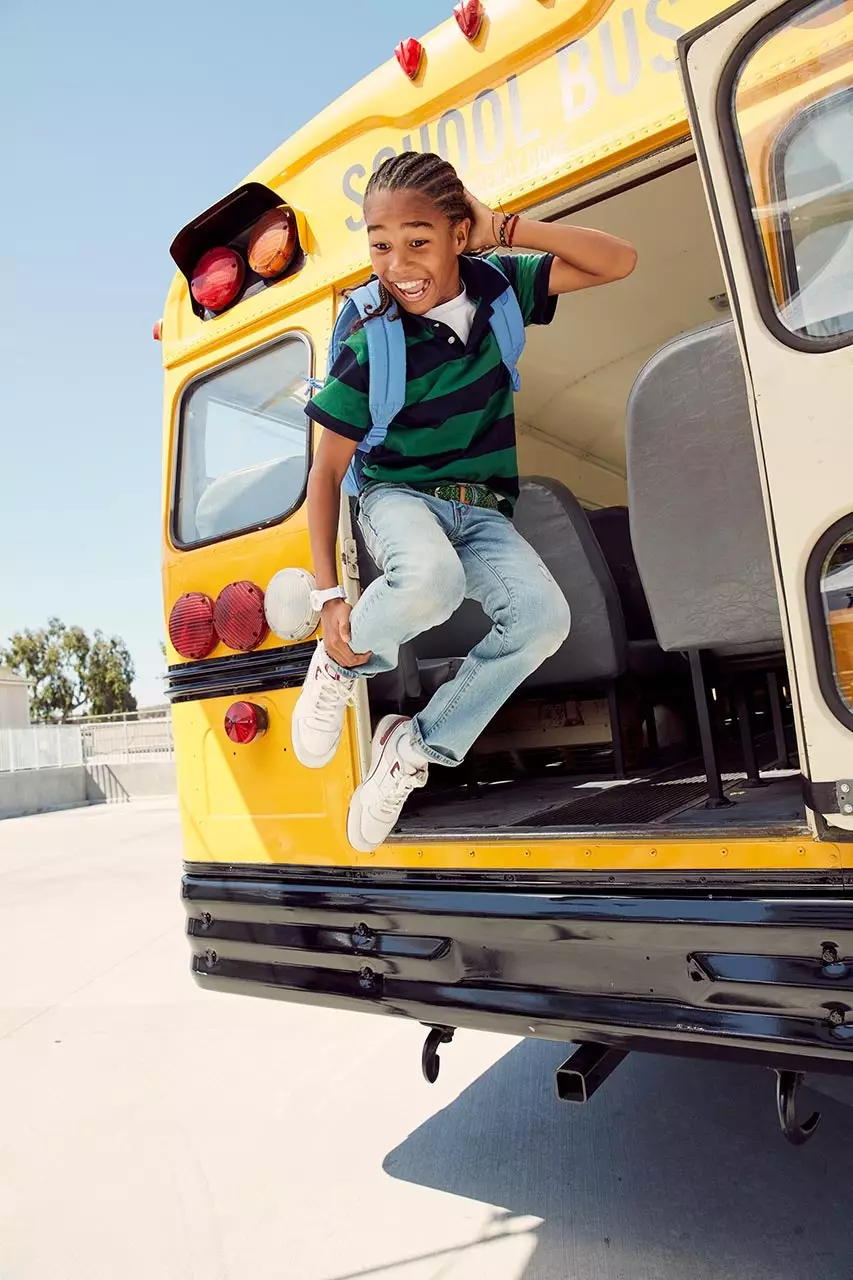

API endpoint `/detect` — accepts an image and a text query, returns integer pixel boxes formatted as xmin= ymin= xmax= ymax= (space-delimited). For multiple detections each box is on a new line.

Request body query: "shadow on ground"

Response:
xmin=383 ymin=1041 xmax=853 ymax=1279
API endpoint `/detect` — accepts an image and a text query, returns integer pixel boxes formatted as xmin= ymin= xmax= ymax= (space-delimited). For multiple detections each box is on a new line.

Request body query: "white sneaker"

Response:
xmin=347 ymin=716 xmax=428 ymax=852
xmin=292 ymin=641 xmax=357 ymax=768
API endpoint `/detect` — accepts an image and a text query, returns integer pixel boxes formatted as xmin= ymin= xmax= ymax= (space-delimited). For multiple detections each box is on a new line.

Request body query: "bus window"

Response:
xmin=774 ymin=90 xmax=853 ymax=339
xmin=729 ymin=0 xmax=853 ymax=343
xmin=808 ymin=518 xmax=853 ymax=723
xmin=173 ymin=334 xmax=311 ymax=547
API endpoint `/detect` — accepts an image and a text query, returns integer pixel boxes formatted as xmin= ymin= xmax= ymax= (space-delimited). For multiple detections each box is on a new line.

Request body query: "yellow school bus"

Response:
xmin=161 ymin=0 xmax=853 ymax=1141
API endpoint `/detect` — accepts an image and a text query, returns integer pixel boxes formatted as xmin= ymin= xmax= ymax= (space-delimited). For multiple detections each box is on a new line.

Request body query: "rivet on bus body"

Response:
xmin=584 ymin=850 xmax=591 ymax=857
xmin=524 ymin=849 xmax=531 ymax=857
xmin=721 ymin=849 xmax=728 ymax=857
xmin=650 ymin=849 xmax=657 ymax=857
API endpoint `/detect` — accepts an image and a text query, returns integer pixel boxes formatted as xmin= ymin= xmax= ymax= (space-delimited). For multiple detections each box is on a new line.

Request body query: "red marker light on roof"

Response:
xmin=395 ymin=37 xmax=424 ymax=79
xmin=214 ymin=581 xmax=269 ymax=652
xmin=168 ymin=593 xmax=217 ymax=660
xmin=224 ymin=701 xmax=268 ymax=745
xmin=190 ymin=246 xmax=245 ymax=312
xmin=248 ymin=206 xmax=298 ymax=279
xmin=152 ymin=319 xmax=163 ymax=341
xmin=454 ymin=0 xmax=484 ymax=40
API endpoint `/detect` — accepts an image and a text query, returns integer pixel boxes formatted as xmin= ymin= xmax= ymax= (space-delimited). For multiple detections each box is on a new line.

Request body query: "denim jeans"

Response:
xmin=330 ymin=484 xmax=571 ymax=768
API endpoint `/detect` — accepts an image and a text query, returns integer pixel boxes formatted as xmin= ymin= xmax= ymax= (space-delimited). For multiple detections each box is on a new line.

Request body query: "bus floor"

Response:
xmin=393 ymin=737 xmax=808 ymax=838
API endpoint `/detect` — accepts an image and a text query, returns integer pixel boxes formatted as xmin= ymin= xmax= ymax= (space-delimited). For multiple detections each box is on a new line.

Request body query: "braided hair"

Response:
xmin=352 ymin=152 xmax=473 ymax=326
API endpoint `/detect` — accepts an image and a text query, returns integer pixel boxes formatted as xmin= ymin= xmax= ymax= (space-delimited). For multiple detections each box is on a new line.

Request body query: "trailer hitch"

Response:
xmin=555 ymin=1042 xmax=629 ymax=1103
xmin=421 ymin=1025 xmax=455 ymax=1083
xmin=774 ymin=1070 xmax=821 ymax=1146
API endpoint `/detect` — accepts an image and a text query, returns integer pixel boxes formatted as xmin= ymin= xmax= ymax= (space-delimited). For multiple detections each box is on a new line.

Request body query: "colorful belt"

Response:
xmin=426 ymin=482 xmax=502 ymax=510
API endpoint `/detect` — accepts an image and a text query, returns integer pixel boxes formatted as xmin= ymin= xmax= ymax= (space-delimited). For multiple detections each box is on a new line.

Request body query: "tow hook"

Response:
xmin=775 ymin=1070 xmax=821 ymax=1145
xmin=421 ymin=1025 xmax=455 ymax=1083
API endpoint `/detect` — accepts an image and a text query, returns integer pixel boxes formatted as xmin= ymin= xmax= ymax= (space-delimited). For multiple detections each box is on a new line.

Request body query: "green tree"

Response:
xmin=0 ymin=618 xmax=137 ymax=722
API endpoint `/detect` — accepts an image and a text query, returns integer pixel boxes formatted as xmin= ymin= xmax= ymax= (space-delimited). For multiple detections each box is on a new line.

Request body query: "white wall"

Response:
xmin=0 ymin=671 xmax=31 ymax=729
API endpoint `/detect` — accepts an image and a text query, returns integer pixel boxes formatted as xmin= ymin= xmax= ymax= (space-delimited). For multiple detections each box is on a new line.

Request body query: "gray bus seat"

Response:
xmin=626 ymin=320 xmax=783 ymax=656
xmin=587 ymin=505 xmax=682 ymax=682
xmin=411 ymin=476 xmax=628 ymax=692
xmin=587 ymin=507 xmax=655 ymax=641
xmin=626 ymin=319 xmax=785 ymax=798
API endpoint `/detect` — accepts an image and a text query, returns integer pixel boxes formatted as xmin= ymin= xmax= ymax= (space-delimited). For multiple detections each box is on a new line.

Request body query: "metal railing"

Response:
xmin=79 ymin=713 xmax=174 ymax=765
xmin=0 ymin=725 xmax=84 ymax=773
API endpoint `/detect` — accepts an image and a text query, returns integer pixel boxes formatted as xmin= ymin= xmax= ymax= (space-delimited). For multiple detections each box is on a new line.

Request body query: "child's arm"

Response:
xmin=307 ymin=430 xmax=372 ymax=668
xmin=465 ymin=192 xmax=637 ymax=294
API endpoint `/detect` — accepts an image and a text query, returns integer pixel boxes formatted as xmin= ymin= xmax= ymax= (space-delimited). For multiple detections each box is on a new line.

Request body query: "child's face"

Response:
xmin=364 ymin=189 xmax=470 ymax=314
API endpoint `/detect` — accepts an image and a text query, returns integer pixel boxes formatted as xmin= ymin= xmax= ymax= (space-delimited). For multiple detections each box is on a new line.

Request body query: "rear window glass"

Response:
xmin=730 ymin=0 xmax=853 ymax=345
xmin=174 ymin=335 xmax=311 ymax=547
xmin=818 ymin=527 xmax=853 ymax=714
xmin=775 ymin=90 xmax=853 ymax=339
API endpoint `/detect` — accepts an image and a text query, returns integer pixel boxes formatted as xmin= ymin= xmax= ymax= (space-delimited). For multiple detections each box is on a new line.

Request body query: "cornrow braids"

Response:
xmin=349 ymin=152 xmax=473 ymax=330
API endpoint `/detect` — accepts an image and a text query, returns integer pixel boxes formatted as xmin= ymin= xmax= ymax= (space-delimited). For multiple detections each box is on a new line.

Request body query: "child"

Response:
xmin=294 ymin=152 xmax=636 ymax=852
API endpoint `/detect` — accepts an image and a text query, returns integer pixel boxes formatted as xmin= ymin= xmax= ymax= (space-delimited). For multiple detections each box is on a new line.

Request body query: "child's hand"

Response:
xmin=322 ymin=600 xmax=372 ymax=669
xmin=464 ymin=189 xmax=499 ymax=252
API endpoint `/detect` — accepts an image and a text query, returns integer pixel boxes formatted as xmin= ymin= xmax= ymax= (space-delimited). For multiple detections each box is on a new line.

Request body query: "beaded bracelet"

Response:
xmin=493 ymin=212 xmax=520 ymax=250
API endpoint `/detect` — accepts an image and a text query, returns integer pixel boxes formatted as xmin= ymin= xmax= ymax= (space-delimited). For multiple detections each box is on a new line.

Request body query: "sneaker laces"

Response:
xmin=372 ymin=760 xmax=427 ymax=821
xmin=306 ymin=668 xmax=356 ymax=729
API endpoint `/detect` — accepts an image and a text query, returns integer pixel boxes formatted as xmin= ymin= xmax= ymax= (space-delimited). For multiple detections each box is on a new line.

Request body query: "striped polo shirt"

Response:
xmin=305 ymin=251 xmax=556 ymax=509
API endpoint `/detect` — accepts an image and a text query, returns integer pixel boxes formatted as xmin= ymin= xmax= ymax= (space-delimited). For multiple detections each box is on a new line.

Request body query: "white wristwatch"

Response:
xmin=309 ymin=584 xmax=347 ymax=612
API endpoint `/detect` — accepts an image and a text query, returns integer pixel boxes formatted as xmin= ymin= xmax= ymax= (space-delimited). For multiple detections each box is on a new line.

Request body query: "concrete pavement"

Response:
xmin=2 ymin=799 xmax=853 ymax=1279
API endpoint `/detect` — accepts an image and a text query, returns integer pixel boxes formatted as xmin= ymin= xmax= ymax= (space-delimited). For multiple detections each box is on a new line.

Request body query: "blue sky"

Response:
xmin=0 ymin=0 xmax=453 ymax=706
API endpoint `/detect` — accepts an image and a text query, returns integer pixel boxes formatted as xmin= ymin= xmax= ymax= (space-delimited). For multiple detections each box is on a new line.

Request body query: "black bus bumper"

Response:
xmin=182 ymin=870 xmax=853 ymax=1074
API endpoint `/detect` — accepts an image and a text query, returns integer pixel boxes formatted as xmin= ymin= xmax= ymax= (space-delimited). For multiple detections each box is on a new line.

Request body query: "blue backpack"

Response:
xmin=311 ymin=259 xmax=526 ymax=496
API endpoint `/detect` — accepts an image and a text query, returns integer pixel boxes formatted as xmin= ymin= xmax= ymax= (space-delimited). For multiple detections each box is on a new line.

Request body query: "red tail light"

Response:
xmin=214 ymin=581 xmax=269 ymax=651
xmin=248 ymin=207 xmax=298 ymax=279
xmin=190 ymin=247 xmax=245 ymax=312
xmin=454 ymin=0 xmax=484 ymax=40
xmin=224 ymin=701 xmax=268 ymax=744
xmin=395 ymin=37 xmax=424 ymax=79
xmin=168 ymin=593 xmax=217 ymax=660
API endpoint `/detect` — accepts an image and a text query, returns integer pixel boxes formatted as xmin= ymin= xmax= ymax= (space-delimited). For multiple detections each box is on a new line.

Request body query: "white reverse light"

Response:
xmin=265 ymin=568 xmax=319 ymax=642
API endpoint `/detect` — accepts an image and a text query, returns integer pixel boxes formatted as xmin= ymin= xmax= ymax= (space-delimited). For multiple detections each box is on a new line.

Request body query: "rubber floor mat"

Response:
xmin=516 ymin=780 xmax=709 ymax=828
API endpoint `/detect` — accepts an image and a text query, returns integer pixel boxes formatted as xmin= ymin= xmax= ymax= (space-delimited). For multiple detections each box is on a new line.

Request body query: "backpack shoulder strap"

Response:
xmin=329 ymin=282 xmax=407 ymax=495
xmin=479 ymin=257 xmax=526 ymax=392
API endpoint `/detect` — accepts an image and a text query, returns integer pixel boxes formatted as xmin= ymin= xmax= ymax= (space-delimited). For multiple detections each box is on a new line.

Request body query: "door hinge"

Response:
xmin=342 ymin=538 xmax=360 ymax=580
xmin=836 ymin=781 xmax=853 ymax=816
xmin=803 ymin=778 xmax=853 ymax=833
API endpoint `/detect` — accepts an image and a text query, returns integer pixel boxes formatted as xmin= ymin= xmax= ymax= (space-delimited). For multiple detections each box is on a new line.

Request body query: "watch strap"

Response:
xmin=311 ymin=585 xmax=346 ymax=609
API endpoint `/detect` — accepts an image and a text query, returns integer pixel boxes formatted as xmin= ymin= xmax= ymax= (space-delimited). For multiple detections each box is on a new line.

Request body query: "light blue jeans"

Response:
xmin=331 ymin=484 xmax=571 ymax=768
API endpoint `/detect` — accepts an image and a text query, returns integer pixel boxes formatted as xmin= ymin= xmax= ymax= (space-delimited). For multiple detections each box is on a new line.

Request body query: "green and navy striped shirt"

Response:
xmin=305 ymin=252 xmax=556 ymax=509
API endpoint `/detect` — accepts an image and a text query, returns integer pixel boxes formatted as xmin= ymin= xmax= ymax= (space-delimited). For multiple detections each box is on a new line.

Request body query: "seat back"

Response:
xmin=626 ymin=321 xmax=783 ymax=654
xmin=412 ymin=477 xmax=627 ymax=689
xmin=587 ymin=506 xmax=655 ymax=641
